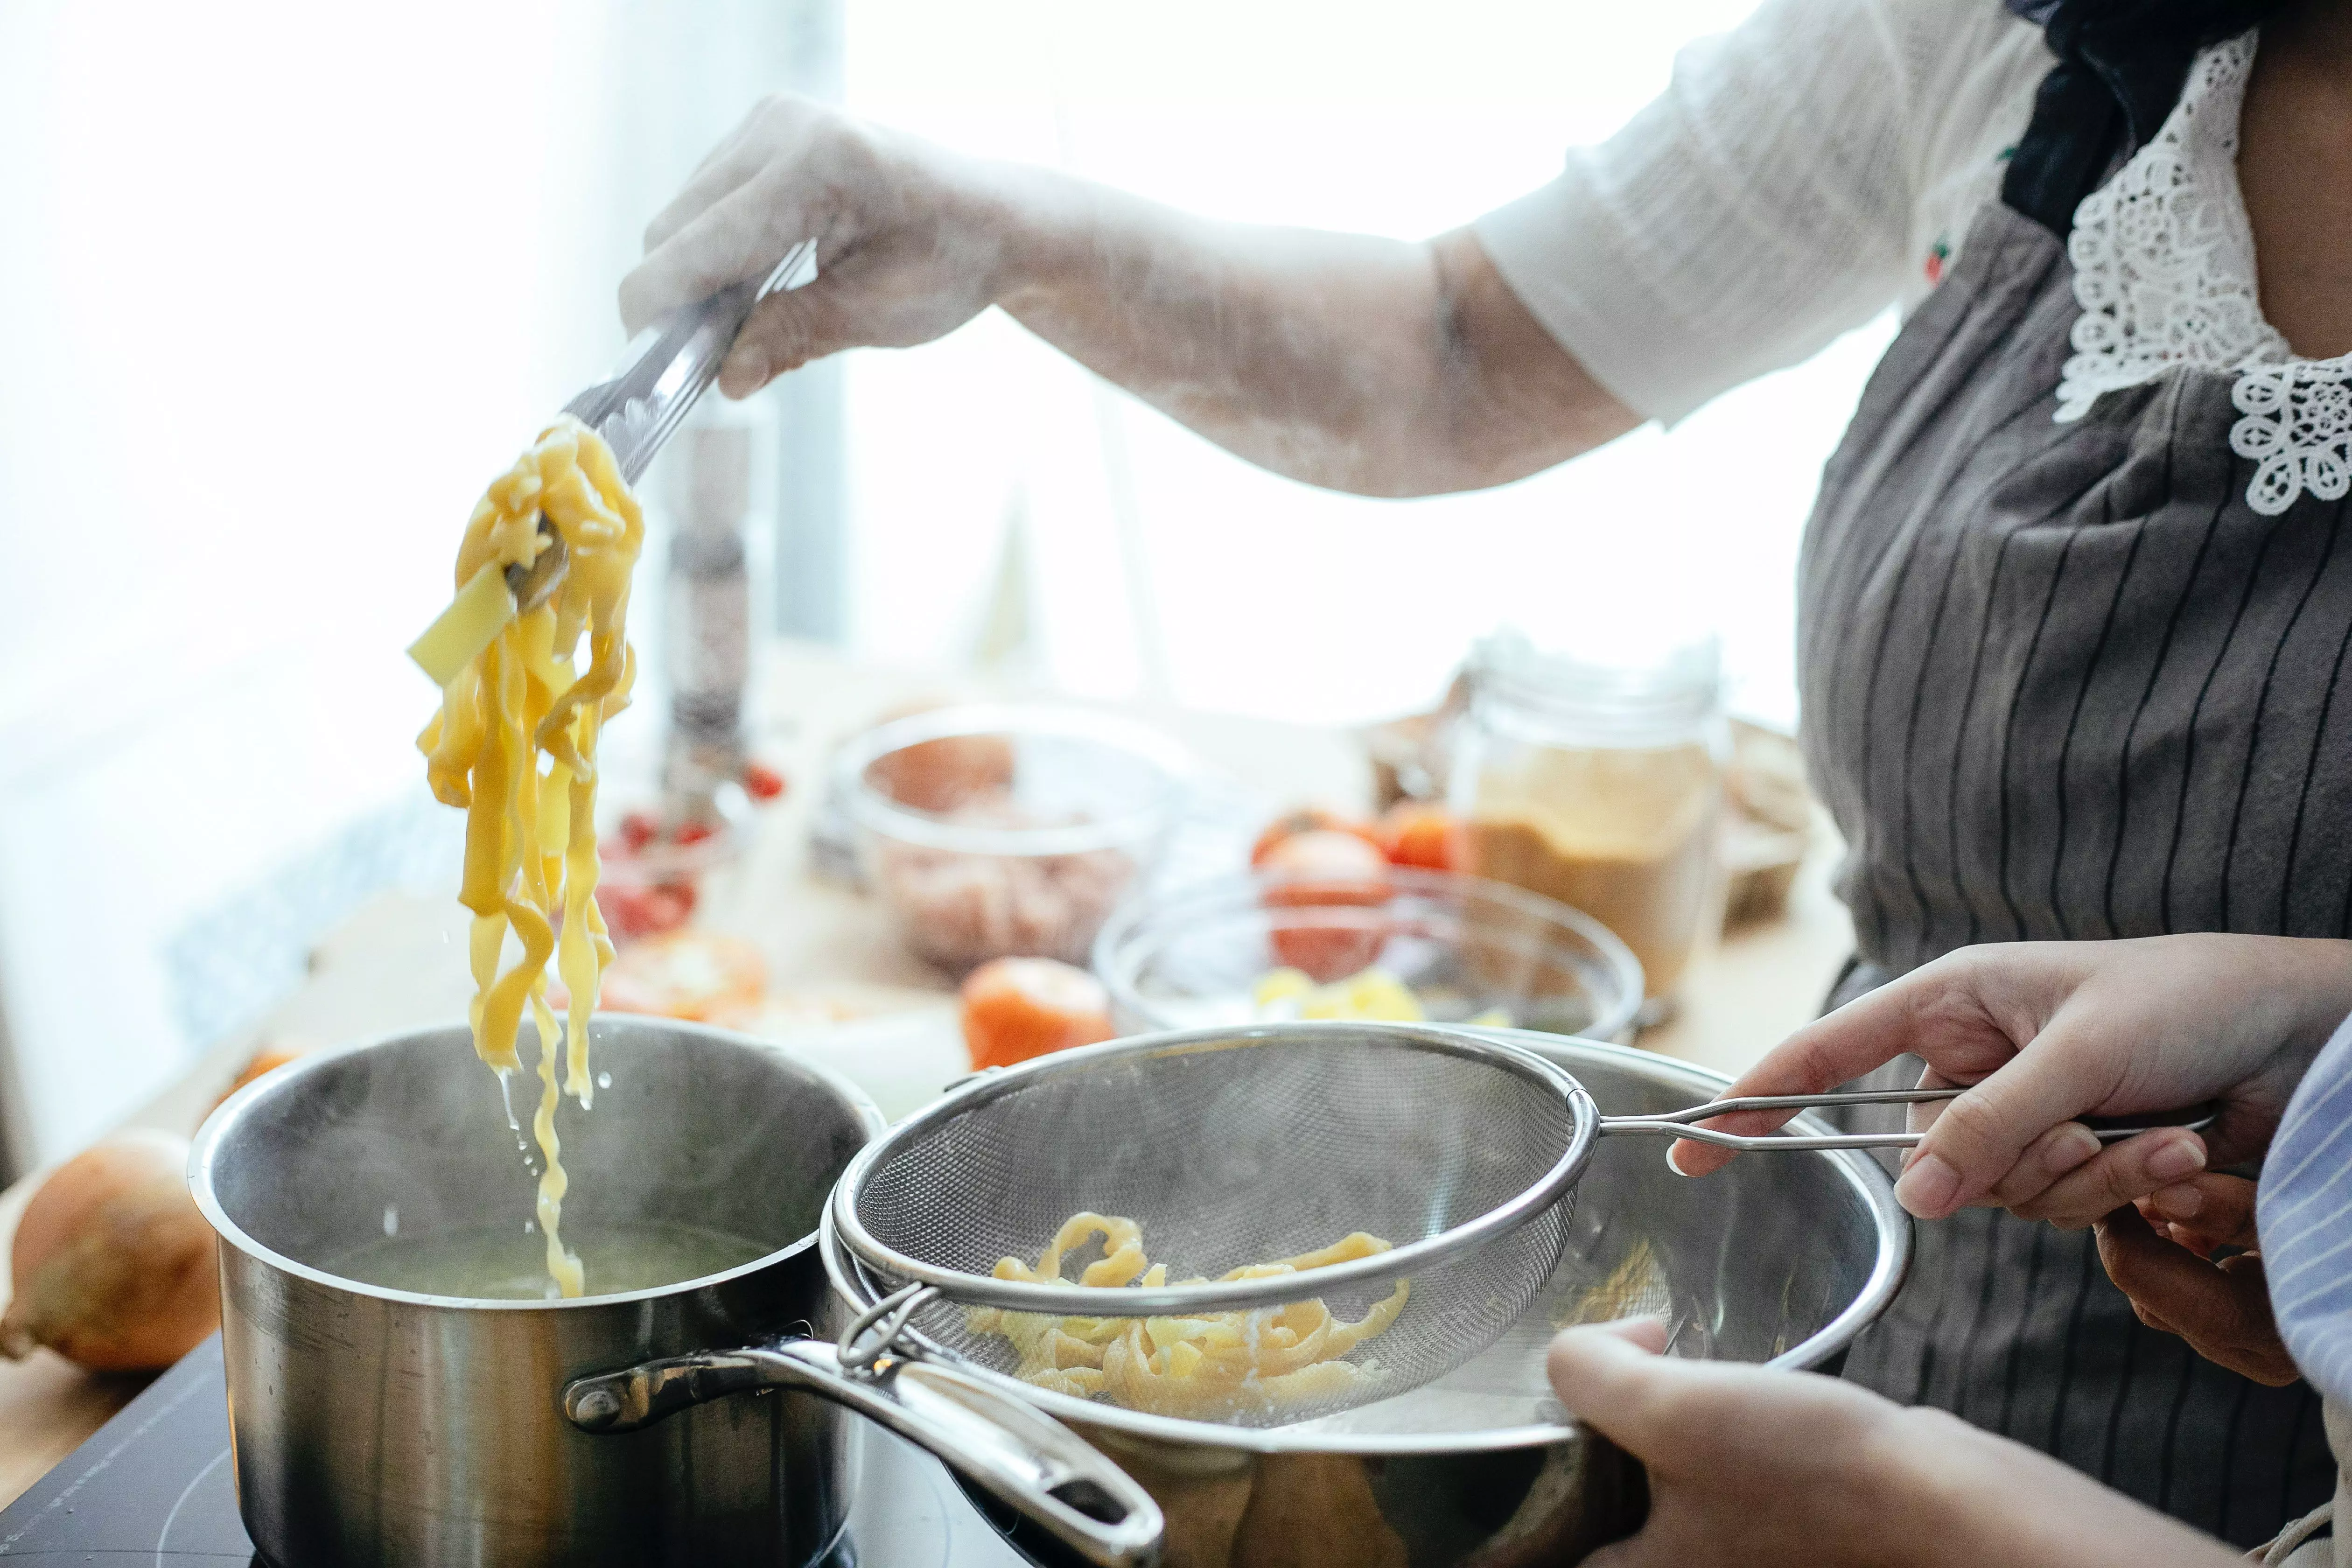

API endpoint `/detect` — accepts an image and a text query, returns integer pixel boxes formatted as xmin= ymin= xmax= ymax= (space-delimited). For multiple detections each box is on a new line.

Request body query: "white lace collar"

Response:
xmin=2054 ymin=31 xmax=2352 ymax=515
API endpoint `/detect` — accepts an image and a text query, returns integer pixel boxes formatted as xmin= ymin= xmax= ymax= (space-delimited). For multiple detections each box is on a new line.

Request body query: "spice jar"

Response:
xmin=1451 ymin=631 xmax=1728 ymax=1018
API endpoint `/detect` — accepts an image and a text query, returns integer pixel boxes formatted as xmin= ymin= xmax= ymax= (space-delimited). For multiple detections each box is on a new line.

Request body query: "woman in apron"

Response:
xmin=626 ymin=0 xmax=2352 ymax=1542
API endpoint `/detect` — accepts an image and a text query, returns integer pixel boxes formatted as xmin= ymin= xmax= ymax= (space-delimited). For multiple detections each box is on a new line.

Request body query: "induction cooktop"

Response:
xmin=0 ymin=1336 xmax=1030 ymax=1566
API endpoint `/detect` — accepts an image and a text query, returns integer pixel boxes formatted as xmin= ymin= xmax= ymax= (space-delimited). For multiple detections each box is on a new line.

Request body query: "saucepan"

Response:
xmin=564 ymin=1027 xmax=1924 ymax=1568
xmin=188 ymin=1019 xmax=1161 ymax=1568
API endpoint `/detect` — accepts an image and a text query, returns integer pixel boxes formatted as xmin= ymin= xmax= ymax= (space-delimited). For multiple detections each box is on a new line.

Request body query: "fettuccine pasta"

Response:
xmin=966 ymin=1212 xmax=1408 ymax=1419
xmin=412 ymin=416 xmax=643 ymax=1297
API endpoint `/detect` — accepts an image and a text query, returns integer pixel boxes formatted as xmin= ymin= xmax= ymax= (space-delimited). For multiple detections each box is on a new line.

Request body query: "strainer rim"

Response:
xmin=826 ymin=1020 xmax=1597 ymax=1316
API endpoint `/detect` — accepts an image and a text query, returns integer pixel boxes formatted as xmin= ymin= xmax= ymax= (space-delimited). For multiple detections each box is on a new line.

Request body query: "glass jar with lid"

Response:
xmin=1450 ymin=630 xmax=1728 ymax=1019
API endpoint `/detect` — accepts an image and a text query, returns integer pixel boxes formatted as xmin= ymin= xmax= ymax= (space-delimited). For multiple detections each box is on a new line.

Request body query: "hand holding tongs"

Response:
xmin=1604 ymin=1086 xmax=2215 ymax=1153
xmin=506 ymin=238 xmax=819 ymax=613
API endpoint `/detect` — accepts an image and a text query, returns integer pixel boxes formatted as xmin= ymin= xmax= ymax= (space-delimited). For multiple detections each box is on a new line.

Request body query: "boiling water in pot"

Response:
xmin=331 ymin=1219 xmax=772 ymax=1301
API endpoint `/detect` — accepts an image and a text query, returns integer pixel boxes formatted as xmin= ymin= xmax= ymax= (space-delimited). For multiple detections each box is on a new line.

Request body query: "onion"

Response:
xmin=1 ymin=1129 xmax=219 ymax=1371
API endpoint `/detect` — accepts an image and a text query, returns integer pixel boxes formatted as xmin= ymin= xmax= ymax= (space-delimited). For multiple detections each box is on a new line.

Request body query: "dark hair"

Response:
xmin=2002 ymin=0 xmax=2292 ymax=234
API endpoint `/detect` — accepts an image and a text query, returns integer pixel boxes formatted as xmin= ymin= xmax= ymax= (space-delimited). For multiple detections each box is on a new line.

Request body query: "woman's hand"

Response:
xmin=1547 ymin=1321 xmax=2240 ymax=1567
xmin=2095 ymin=1177 xmax=2298 ymax=1385
xmin=623 ymin=96 xmax=1022 ymax=395
xmin=1670 ymin=935 xmax=2352 ymax=1224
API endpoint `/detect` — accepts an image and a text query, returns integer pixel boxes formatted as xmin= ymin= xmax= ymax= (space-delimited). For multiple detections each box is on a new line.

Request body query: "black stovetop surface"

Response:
xmin=0 ymin=1337 xmax=1025 ymax=1566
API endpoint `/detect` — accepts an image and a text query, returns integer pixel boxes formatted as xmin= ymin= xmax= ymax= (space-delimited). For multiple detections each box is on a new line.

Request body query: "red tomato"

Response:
xmin=1249 ymin=805 xmax=1379 ymax=867
xmin=619 ymin=811 xmax=660 ymax=851
xmin=1258 ymin=830 xmax=1392 ymax=980
xmin=1373 ymin=802 xmax=1464 ymax=872
xmin=742 ymin=761 xmax=788 ymax=801
xmin=674 ymin=821 xmax=716 ymax=847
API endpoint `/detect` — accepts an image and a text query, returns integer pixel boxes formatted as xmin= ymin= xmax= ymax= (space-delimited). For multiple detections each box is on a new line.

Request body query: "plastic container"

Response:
xmin=1091 ymin=865 xmax=1645 ymax=1042
xmin=835 ymin=704 xmax=1193 ymax=973
xmin=1451 ymin=631 xmax=1728 ymax=1020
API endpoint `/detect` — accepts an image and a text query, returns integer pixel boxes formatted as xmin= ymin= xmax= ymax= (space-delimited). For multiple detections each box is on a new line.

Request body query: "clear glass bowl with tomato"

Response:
xmin=834 ymin=704 xmax=1195 ymax=973
xmin=594 ymin=789 xmax=750 ymax=942
xmin=1090 ymin=865 xmax=1644 ymax=1042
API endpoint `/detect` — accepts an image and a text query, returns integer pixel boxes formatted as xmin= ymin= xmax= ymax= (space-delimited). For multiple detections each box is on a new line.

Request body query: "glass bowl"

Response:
xmin=1091 ymin=865 xmax=1645 ymax=1042
xmin=835 ymin=703 xmax=1194 ymax=974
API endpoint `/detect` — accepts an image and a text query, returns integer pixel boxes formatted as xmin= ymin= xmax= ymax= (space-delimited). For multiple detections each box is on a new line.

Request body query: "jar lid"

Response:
xmin=1469 ymin=629 xmax=1721 ymax=742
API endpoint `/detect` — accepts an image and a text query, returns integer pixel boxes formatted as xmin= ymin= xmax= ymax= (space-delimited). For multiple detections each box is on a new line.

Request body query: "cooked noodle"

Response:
xmin=412 ymin=416 xmax=643 ymax=1297
xmin=967 ymin=1211 xmax=1408 ymax=1419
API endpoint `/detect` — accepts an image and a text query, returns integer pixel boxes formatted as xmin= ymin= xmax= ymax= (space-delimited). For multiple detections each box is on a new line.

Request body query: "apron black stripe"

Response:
xmin=2048 ymin=491 xmax=2142 ymax=939
xmin=1946 ymin=1212 xmax=2008 ymax=1420
xmin=2217 ymin=1371 xmax=2255 ymax=1542
xmin=1996 ymin=527 xmax=2084 ymax=938
xmin=2280 ymin=522 xmax=2352 ymax=931
xmin=1998 ymin=1218 xmax=2050 ymax=1438
xmin=2046 ymin=1230 xmax=2101 ymax=1455
xmin=2281 ymin=1387 xmax=2317 ymax=1527
xmin=2156 ymin=1348 xmax=2199 ymax=1513
xmin=2100 ymin=493 xmax=2226 ymax=938
xmin=2221 ymin=503 xmax=2343 ymax=929
xmin=1891 ymin=537 xmax=1970 ymax=945
xmin=2158 ymin=512 xmax=2288 ymax=929
xmin=1946 ymin=530 xmax=2021 ymax=948
xmin=2097 ymin=1314 xmax=2143 ymax=1485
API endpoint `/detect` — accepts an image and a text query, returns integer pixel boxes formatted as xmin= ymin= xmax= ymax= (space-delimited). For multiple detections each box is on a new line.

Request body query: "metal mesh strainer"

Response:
xmin=828 ymin=1022 xmax=1597 ymax=1428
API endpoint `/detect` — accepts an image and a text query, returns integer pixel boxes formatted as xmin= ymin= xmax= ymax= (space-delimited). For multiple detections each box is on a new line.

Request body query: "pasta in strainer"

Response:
xmin=966 ymin=1212 xmax=1409 ymax=1419
xmin=412 ymin=416 xmax=643 ymax=1297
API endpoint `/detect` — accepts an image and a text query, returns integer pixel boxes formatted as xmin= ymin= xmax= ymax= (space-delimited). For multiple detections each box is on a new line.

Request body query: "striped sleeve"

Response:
xmin=2259 ymin=1010 xmax=2352 ymax=1404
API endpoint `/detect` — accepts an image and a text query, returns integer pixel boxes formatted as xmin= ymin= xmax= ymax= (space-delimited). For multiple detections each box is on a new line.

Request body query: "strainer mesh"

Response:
xmin=847 ymin=1029 xmax=1582 ymax=1427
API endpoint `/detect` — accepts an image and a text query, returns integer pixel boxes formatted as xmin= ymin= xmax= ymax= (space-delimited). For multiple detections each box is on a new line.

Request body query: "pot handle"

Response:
xmin=563 ymin=1338 xmax=1163 ymax=1568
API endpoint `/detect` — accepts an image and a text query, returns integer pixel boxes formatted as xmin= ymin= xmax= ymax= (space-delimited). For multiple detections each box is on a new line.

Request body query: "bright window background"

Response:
xmin=0 ymin=0 xmax=1886 ymax=1169
xmin=840 ymin=0 xmax=1895 ymax=725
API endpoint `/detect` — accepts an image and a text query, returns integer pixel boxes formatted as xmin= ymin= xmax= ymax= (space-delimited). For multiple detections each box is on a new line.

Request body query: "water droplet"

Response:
xmin=383 ymin=1205 xmax=399 ymax=1237
xmin=524 ymin=1219 xmax=537 ymax=1235
xmin=596 ymin=1072 xmax=612 ymax=1090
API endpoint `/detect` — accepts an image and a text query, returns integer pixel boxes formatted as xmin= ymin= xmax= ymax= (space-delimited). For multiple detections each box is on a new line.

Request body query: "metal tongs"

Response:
xmin=1603 ymin=1085 xmax=2216 ymax=1153
xmin=506 ymin=238 xmax=819 ymax=613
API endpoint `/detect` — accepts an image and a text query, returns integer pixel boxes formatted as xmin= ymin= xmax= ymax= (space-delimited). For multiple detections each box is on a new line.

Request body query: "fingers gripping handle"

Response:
xmin=565 ymin=1339 xmax=1164 ymax=1568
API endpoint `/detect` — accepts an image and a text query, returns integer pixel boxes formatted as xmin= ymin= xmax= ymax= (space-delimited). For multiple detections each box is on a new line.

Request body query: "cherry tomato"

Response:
xmin=1373 ymin=802 xmax=1464 ymax=872
xmin=1249 ymin=805 xmax=1380 ymax=867
xmin=1258 ymin=830 xmax=1392 ymax=980
xmin=620 ymin=811 xmax=660 ymax=851
xmin=674 ymin=821 xmax=716 ymax=847
xmin=742 ymin=761 xmax=788 ymax=801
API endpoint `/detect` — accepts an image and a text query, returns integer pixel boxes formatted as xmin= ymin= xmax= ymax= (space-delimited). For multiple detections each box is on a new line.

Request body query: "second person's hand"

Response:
xmin=1669 ymin=935 xmax=2352 ymax=1224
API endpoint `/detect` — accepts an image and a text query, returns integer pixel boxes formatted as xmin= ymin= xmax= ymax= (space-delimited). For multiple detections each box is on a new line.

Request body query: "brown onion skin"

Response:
xmin=2 ymin=1129 xmax=219 ymax=1372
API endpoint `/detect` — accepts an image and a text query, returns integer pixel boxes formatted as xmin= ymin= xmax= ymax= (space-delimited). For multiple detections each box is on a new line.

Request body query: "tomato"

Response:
xmin=1249 ymin=805 xmax=1379 ymax=867
xmin=1258 ymin=830 xmax=1392 ymax=980
xmin=619 ymin=810 xmax=660 ymax=851
xmin=674 ymin=821 xmax=716 ymax=847
xmin=1373 ymin=802 xmax=1464 ymax=872
xmin=742 ymin=761 xmax=788 ymax=801
xmin=597 ymin=880 xmax=695 ymax=941
xmin=959 ymin=957 xmax=1116 ymax=1071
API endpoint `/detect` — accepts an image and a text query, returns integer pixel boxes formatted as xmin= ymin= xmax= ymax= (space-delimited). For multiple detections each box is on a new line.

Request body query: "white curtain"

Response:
xmin=0 ymin=1 xmax=818 ymax=1170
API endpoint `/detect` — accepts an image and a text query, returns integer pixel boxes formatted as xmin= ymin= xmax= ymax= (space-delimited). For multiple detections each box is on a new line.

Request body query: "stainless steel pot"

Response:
xmin=578 ymin=1030 xmax=1910 ymax=1568
xmin=189 ymin=1019 xmax=1160 ymax=1568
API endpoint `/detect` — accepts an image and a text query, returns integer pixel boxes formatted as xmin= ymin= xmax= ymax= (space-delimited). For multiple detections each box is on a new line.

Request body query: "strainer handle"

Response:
xmin=1601 ymin=1087 xmax=2216 ymax=1152
xmin=563 ymin=1338 xmax=1164 ymax=1568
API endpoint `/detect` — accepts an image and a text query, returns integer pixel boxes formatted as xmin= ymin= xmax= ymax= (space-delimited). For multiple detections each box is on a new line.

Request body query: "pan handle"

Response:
xmin=1601 ymin=1087 xmax=2217 ymax=1152
xmin=563 ymin=1338 xmax=1162 ymax=1568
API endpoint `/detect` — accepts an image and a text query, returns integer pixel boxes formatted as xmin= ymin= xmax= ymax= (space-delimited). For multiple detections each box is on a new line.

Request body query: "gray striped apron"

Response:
xmin=1797 ymin=191 xmax=2347 ymax=1545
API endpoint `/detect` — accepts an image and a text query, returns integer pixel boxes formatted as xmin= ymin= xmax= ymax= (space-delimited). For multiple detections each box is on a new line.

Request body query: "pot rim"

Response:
xmin=823 ymin=1029 xmax=1913 ymax=1455
xmin=188 ymin=1017 xmax=887 ymax=1313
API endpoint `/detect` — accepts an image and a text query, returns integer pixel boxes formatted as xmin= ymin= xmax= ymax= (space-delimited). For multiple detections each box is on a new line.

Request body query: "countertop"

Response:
xmin=0 ymin=644 xmax=1855 ymax=1508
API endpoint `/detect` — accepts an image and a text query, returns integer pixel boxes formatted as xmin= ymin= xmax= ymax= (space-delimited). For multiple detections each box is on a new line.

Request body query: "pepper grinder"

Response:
xmin=661 ymin=415 xmax=755 ymax=807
